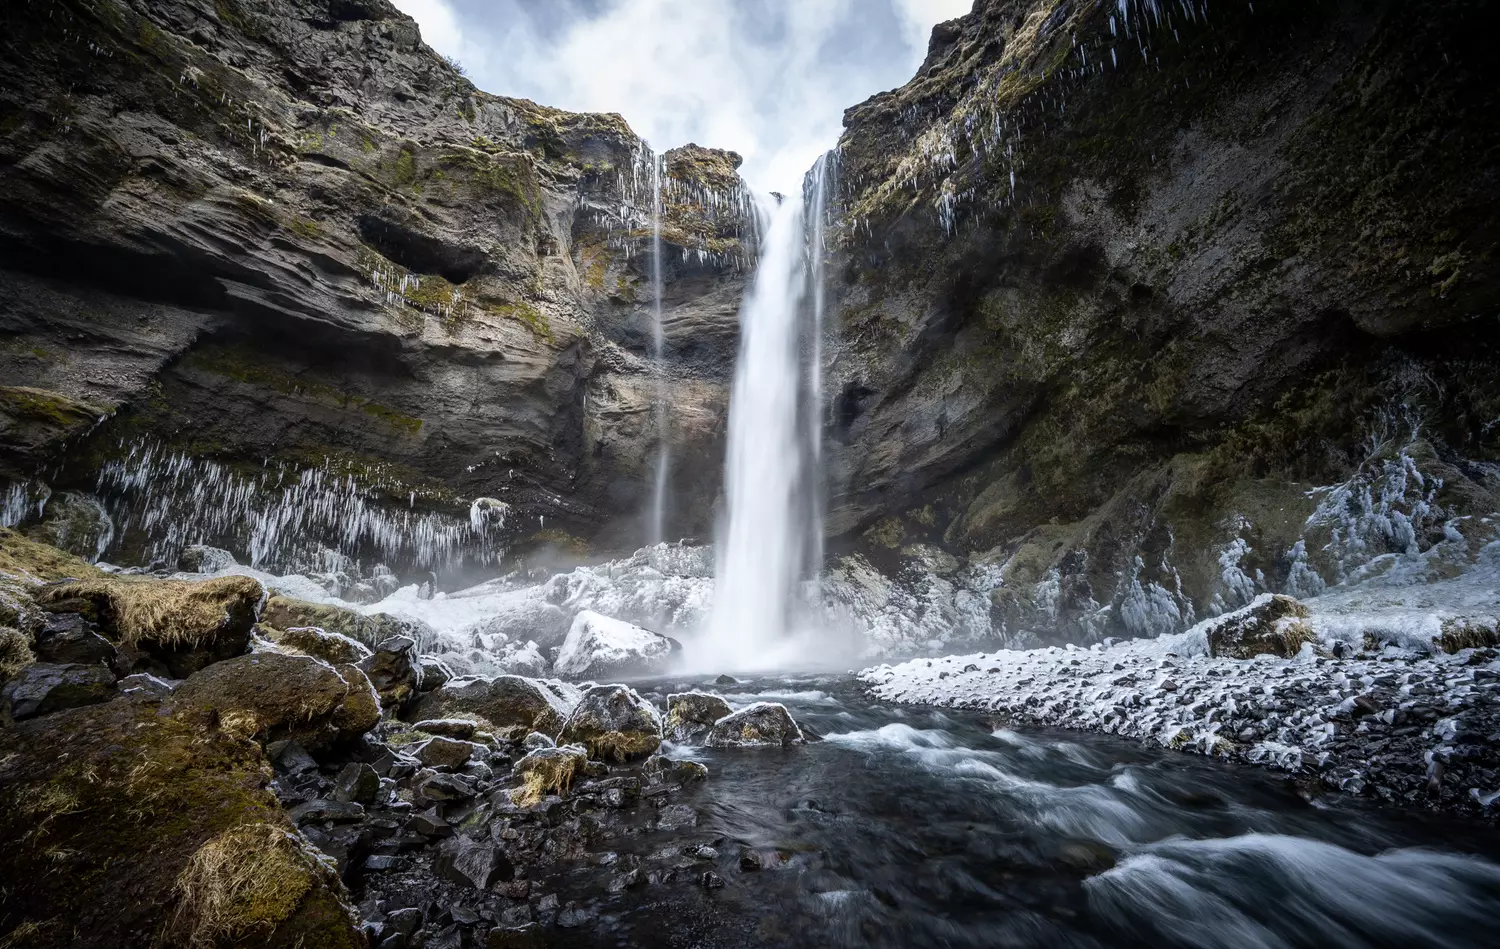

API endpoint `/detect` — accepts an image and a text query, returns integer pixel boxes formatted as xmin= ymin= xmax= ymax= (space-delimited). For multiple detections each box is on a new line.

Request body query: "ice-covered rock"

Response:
xmin=663 ymin=691 xmax=732 ymax=742
xmin=705 ymin=702 xmax=805 ymax=748
xmin=553 ymin=610 xmax=679 ymax=679
xmin=558 ymin=684 xmax=662 ymax=762
xmin=1205 ymin=594 xmax=1315 ymax=659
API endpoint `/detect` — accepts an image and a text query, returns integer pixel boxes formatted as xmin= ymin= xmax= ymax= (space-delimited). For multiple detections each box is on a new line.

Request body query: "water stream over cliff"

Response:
xmin=648 ymin=149 xmax=670 ymax=548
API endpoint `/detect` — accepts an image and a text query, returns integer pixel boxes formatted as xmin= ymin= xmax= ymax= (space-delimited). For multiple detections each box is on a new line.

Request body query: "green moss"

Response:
xmin=359 ymin=401 xmax=422 ymax=436
xmin=285 ymin=216 xmax=325 ymax=240
xmin=491 ymin=300 xmax=551 ymax=340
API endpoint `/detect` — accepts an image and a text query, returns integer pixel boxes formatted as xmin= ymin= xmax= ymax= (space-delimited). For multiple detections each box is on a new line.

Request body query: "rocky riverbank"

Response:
xmin=0 ymin=528 xmax=810 ymax=948
xmin=862 ymin=593 xmax=1500 ymax=819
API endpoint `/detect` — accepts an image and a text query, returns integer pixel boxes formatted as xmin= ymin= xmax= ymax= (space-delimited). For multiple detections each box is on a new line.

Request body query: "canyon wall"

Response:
xmin=0 ymin=0 xmax=750 ymax=575
xmin=825 ymin=0 xmax=1500 ymax=645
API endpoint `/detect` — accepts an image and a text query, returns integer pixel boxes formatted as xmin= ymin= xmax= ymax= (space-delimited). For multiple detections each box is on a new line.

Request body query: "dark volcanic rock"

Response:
xmin=706 ymin=702 xmax=804 ymax=748
xmin=169 ymin=651 xmax=378 ymax=749
xmin=358 ymin=635 xmax=424 ymax=710
xmin=412 ymin=674 xmax=571 ymax=737
xmin=3 ymin=661 xmax=116 ymax=719
xmin=663 ymin=691 xmax=732 ymax=742
xmin=31 ymin=611 xmax=115 ymax=666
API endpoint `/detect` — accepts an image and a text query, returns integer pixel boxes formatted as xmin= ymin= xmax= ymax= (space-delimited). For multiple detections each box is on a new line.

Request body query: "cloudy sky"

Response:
xmin=390 ymin=0 xmax=974 ymax=192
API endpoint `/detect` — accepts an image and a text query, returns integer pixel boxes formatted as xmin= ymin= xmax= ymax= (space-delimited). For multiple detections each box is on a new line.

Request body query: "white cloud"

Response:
xmin=391 ymin=0 xmax=975 ymax=193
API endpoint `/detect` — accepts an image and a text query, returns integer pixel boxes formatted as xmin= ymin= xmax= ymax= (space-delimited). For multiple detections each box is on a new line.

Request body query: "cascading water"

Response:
xmin=703 ymin=191 xmax=815 ymax=670
xmin=647 ymin=149 xmax=671 ymax=546
xmin=803 ymin=152 xmax=835 ymax=586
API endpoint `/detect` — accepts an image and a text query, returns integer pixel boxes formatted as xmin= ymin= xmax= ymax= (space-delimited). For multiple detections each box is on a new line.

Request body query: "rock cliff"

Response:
xmin=825 ymin=0 xmax=1500 ymax=644
xmin=0 ymin=0 xmax=752 ymax=575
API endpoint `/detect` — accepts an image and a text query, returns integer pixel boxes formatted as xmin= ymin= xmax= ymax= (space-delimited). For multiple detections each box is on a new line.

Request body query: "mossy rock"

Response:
xmin=509 ymin=744 xmax=587 ymax=806
xmin=705 ymin=702 xmax=805 ymax=749
xmin=1205 ymin=594 xmax=1315 ymax=659
xmin=261 ymin=596 xmax=422 ymax=651
xmin=558 ymin=684 xmax=662 ymax=762
xmin=259 ymin=624 xmax=372 ymax=666
xmin=0 ymin=696 xmax=362 ymax=949
xmin=410 ymin=675 xmax=570 ymax=738
xmin=663 ymin=691 xmax=731 ymax=742
xmin=0 ymin=386 xmax=103 ymax=472
xmin=169 ymin=652 xmax=377 ymax=750
xmin=38 ymin=575 xmax=262 ymax=678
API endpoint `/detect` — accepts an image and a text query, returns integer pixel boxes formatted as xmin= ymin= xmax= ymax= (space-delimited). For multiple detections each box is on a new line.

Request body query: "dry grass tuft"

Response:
xmin=0 ymin=626 xmax=34 ymax=681
xmin=1438 ymin=619 xmax=1500 ymax=654
xmin=0 ymin=528 xmax=102 ymax=582
xmin=162 ymin=823 xmax=316 ymax=947
xmin=39 ymin=575 xmax=263 ymax=648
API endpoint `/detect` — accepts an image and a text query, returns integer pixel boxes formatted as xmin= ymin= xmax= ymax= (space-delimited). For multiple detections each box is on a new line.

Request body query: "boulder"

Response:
xmin=4 ymin=661 xmax=116 ymax=719
xmin=37 ymin=574 xmax=263 ymax=677
xmin=119 ymin=672 xmax=177 ymax=698
xmin=412 ymin=735 xmax=479 ymax=770
xmin=411 ymin=675 xmax=573 ymax=738
xmin=412 ymin=718 xmax=478 ymax=739
xmin=663 ymin=691 xmax=732 ymax=742
xmin=419 ymin=655 xmax=455 ymax=691
xmin=558 ymin=685 xmax=662 ymax=762
xmin=1204 ymin=594 xmax=1316 ymax=659
xmin=554 ymin=610 xmax=679 ymax=679
xmin=705 ymin=702 xmax=805 ymax=748
xmin=641 ymin=754 xmax=709 ymax=786
xmin=169 ymin=652 xmax=377 ymax=749
xmin=332 ymin=663 xmax=382 ymax=735
xmin=23 ymin=491 xmax=113 ymax=561
xmin=435 ymin=835 xmax=512 ymax=890
xmin=32 ymin=611 xmax=115 ymax=666
xmin=510 ymin=745 xmax=588 ymax=806
xmin=261 ymin=595 xmax=429 ymax=652
xmin=357 ymin=635 xmax=423 ymax=709
xmin=0 ymin=697 xmax=362 ymax=949
xmin=176 ymin=544 xmax=239 ymax=574
xmin=263 ymin=625 xmax=372 ymax=666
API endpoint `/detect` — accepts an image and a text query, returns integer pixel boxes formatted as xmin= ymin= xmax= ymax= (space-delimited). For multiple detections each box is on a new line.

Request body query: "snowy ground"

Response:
xmin=860 ymin=591 xmax=1500 ymax=816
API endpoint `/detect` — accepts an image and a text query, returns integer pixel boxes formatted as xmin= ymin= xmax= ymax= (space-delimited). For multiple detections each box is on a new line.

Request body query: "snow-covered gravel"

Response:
xmin=860 ymin=622 xmax=1500 ymax=817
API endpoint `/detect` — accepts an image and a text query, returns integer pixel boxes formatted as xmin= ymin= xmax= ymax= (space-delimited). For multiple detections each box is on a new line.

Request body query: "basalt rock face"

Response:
xmin=827 ymin=0 xmax=1500 ymax=646
xmin=0 ymin=0 xmax=751 ymax=572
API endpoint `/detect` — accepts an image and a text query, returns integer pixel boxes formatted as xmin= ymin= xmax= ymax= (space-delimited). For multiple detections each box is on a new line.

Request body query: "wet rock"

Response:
xmin=270 ymin=740 xmax=320 ymax=776
xmin=559 ymin=684 xmax=663 ymax=762
xmin=739 ymin=847 xmax=790 ymax=871
xmin=290 ymin=799 xmax=366 ymax=824
xmin=664 ymin=691 xmax=732 ymax=741
xmin=169 ymin=652 xmax=376 ymax=749
xmin=413 ymin=718 xmax=478 ymax=739
xmin=387 ymin=908 xmax=424 ymax=937
xmin=656 ymin=803 xmax=698 ymax=831
xmin=413 ymin=735 xmax=479 ymax=770
xmin=415 ymin=772 xmax=476 ymax=803
xmin=263 ymin=624 xmax=373 ymax=665
xmin=522 ymin=731 xmax=556 ymax=751
xmin=118 ymin=671 xmax=176 ymax=698
xmin=406 ymin=807 xmax=454 ymax=838
xmin=358 ymin=635 xmax=423 ymax=710
xmin=1205 ymin=595 xmax=1315 ymax=660
xmin=715 ymin=674 xmax=739 ymax=685
xmin=3 ymin=661 xmax=116 ymax=719
xmin=176 ymin=544 xmax=239 ymax=574
xmin=706 ymin=702 xmax=805 ymax=748
xmin=487 ymin=923 xmax=548 ymax=948
xmin=641 ymin=754 xmax=709 ymax=786
xmin=553 ymin=610 xmax=679 ymax=679
xmin=555 ymin=903 xmax=595 ymax=928
xmin=412 ymin=675 xmax=572 ymax=738
xmin=262 ymin=596 xmax=429 ymax=652
xmin=332 ymin=663 xmax=383 ymax=735
xmin=700 ymin=870 xmax=726 ymax=888
xmin=38 ymin=574 xmax=263 ymax=677
xmin=419 ymin=655 xmax=455 ymax=691
xmin=23 ymin=492 xmax=113 ymax=562
xmin=435 ymin=835 xmax=512 ymax=889
xmin=511 ymin=745 xmax=588 ymax=806
xmin=32 ymin=611 xmax=114 ymax=666
xmin=335 ymin=762 xmax=381 ymax=805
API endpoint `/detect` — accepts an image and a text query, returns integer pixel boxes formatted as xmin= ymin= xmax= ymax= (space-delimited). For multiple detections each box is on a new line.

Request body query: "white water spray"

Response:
xmin=648 ymin=149 xmax=670 ymax=546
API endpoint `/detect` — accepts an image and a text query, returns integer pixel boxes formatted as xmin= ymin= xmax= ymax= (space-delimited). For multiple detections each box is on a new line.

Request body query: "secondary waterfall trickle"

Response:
xmin=647 ymin=149 xmax=670 ymax=546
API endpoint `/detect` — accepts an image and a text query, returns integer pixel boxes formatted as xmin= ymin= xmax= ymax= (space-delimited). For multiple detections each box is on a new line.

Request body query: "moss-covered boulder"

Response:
xmin=261 ymin=596 xmax=426 ymax=652
xmin=260 ymin=624 xmax=372 ymax=666
xmin=558 ymin=684 xmax=662 ymax=762
xmin=169 ymin=652 xmax=377 ymax=750
xmin=509 ymin=744 xmax=588 ymax=806
xmin=356 ymin=635 xmax=422 ymax=710
xmin=38 ymin=575 xmax=263 ymax=678
xmin=0 ymin=696 xmax=362 ymax=949
xmin=663 ymin=691 xmax=732 ymax=742
xmin=410 ymin=674 xmax=572 ymax=738
xmin=705 ymin=702 xmax=804 ymax=749
xmin=1204 ymin=594 xmax=1316 ymax=659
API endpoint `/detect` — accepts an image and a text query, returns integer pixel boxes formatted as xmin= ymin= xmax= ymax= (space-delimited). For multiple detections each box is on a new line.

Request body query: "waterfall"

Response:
xmin=703 ymin=191 xmax=813 ymax=669
xmin=648 ymin=149 xmax=671 ymax=546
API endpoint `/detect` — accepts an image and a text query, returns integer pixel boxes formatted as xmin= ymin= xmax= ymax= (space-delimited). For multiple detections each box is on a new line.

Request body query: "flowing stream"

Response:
xmin=538 ymin=676 xmax=1500 ymax=949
